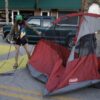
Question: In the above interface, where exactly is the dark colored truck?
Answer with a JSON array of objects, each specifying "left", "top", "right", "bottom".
[{"left": 3, "top": 15, "right": 78, "bottom": 48}]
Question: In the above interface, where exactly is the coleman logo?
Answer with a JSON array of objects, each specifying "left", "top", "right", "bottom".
[{"left": 69, "top": 78, "right": 78, "bottom": 83}]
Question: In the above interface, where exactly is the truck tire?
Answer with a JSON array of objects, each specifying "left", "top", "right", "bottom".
[{"left": 6, "top": 34, "right": 14, "bottom": 44}]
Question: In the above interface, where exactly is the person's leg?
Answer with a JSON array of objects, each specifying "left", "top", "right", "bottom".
[
  {"left": 13, "top": 45, "right": 20, "bottom": 69},
  {"left": 23, "top": 44, "right": 31, "bottom": 60}
]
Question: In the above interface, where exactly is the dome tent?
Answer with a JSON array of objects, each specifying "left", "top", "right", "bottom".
[{"left": 28, "top": 13, "right": 100, "bottom": 96}]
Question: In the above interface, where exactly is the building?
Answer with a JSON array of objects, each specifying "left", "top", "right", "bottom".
[{"left": 0, "top": 0, "right": 83, "bottom": 24}]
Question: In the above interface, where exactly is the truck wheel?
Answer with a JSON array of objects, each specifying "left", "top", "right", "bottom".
[
  {"left": 6, "top": 34, "right": 14, "bottom": 44},
  {"left": 3, "top": 32, "right": 9, "bottom": 39}
]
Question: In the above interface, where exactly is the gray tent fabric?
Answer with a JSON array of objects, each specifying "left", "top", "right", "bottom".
[
  {"left": 44, "top": 80, "right": 100, "bottom": 96},
  {"left": 28, "top": 64, "right": 48, "bottom": 83},
  {"left": 77, "top": 16, "right": 100, "bottom": 42},
  {"left": 68, "top": 15, "right": 100, "bottom": 62}
]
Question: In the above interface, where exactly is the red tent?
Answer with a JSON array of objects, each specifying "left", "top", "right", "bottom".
[{"left": 28, "top": 13, "right": 100, "bottom": 95}]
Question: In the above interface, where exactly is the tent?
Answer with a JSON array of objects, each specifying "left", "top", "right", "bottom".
[{"left": 28, "top": 13, "right": 100, "bottom": 96}]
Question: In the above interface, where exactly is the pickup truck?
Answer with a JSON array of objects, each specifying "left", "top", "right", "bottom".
[{"left": 3, "top": 15, "right": 78, "bottom": 48}]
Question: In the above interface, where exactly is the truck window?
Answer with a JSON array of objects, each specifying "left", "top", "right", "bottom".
[
  {"left": 43, "top": 19, "right": 52, "bottom": 27},
  {"left": 28, "top": 18, "right": 40, "bottom": 26}
]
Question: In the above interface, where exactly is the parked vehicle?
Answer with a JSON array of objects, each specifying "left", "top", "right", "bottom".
[{"left": 3, "top": 14, "right": 79, "bottom": 48}]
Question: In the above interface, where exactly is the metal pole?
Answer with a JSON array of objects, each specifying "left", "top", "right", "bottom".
[
  {"left": 35, "top": 0, "right": 39, "bottom": 9},
  {"left": 5, "top": 0, "right": 9, "bottom": 25}
]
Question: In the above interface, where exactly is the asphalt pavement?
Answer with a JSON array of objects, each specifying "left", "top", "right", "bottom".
[{"left": 0, "top": 33, "right": 100, "bottom": 100}]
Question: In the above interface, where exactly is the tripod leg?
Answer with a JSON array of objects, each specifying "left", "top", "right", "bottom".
[{"left": 7, "top": 43, "right": 12, "bottom": 60}]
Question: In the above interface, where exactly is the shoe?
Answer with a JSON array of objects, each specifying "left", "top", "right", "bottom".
[{"left": 13, "top": 63, "right": 18, "bottom": 69}]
